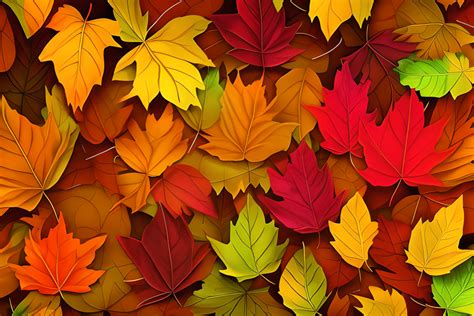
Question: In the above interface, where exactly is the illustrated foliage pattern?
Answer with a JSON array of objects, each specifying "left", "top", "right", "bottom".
[{"left": 0, "top": 0, "right": 472, "bottom": 315}]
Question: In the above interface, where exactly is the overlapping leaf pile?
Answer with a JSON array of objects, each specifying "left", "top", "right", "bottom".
[{"left": 0, "top": 0, "right": 472, "bottom": 315}]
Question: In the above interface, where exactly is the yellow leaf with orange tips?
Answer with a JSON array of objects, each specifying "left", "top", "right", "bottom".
[
  {"left": 115, "top": 104, "right": 187, "bottom": 212},
  {"left": 200, "top": 74, "right": 297, "bottom": 162},
  {"left": 39, "top": 5, "right": 120, "bottom": 111},
  {"left": 405, "top": 196, "right": 474, "bottom": 276},
  {"left": 353, "top": 286, "right": 407, "bottom": 316},
  {"left": 0, "top": 92, "right": 78, "bottom": 214},
  {"left": 395, "top": 0, "right": 473, "bottom": 59},
  {"left": 10, "top": 213, "right": 106, "bottom": 295},
  {"left": 329, "top": 192, "right": 378, "bottom": 269},
  {"left": 3, "top": 0, "right": 53, "bottom": 38}
]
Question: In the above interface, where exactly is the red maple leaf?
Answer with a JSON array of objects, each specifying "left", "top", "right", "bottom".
[
  {"left": 262, "top": 142, "right": 346, "bottom": 234},
  {"left": 343, "top": 30, "right": 416, "bottom": 118},
  {"left": 370, "top": 216, "right": 432, "bottom": 301},
  {"left": 358, "top": 90, "right": 453, "bottom": 187},
  {"left": 117, "top": 209, "right": 215, "bottom": 307},
  {"left": 151, "top": 164, "right": 217, "bottom": 218},
  {"left": 307, "top": 63, "right": 375, "bottom": 157},
  {"left": 210, "top": 0, "right": 303, "bottom": 67}
]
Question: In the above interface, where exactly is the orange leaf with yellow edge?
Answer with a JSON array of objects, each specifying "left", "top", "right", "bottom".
[
  {"left": 405, "top": 196, "right": 474, "bottom": 276},
  {"left": 329, "top": 192, "right": 379, "bottom": 269},
  {"left": 115, "top": 104, "right": 187, "bottom": 212},
  {"left": 0, "top": 96, "right": 78, "bottom": 214},
  {"left": 10, "top": 213, "right": 106, "bottom": 295},
  {"left": 395, "top": 0, "right": 474, "bottom": 59},
  {"left": 39, "top": 5, "right": 120, "bottom": 111},
  {"left": 437, "top": 0, "right": 465, "bottom": 9},
  {"left": 200, "top": 74, "right": 297, "bottom": 162}
]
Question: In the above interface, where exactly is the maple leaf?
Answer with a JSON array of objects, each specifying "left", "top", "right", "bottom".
[
  {"left": 77, "top": 81, "right": 133, "bottom": 144},
  {"left": 211, "top": 0, "right": 303, "bottom": 67},
  {"left": 151, "top": 164, "right": 217, "bottom": 218},
  {"left": 115, "top": 104, "right": 187, "bottom": 212},
  {"left": 307, "top": 63, "right": 374, "bottom": 157},
  {"left": 329, "top": 192, "right": 378, "bottom": 269},
  {"left": 181, "top": 150, "right": 271, "bottom": 198},
  {"left": 186, "top": 262, "right": 289, "bottom": 315},
  {"left": 370, "top": 217, "right": 432, "bottom": 301},
  {"left": 0, "top": 7, "right": 14, "bottom": 72},
  {"left": 10, "top": 213, "right": 106, "bottom": 295},
  {"left": 358, "top": 90, "right": 454, "bottom": 187},
  {"left": 39, "top": 5, "right": 121, "bottom": 111},
  {"left": 342, "top": 30, "right": 416, "bottom": 117},
  {"left": 279, "top": 246, "right": 327, "bottom": 315},
  {"left": 208, "top": 194, "right": 288, "bottom": 282},
  {"left": 200, "top": 74, "right": 297, "bottom": 162},
  {"left": 274, "top": 67, "right": 323, "bottom": 142},
  {"left": 431, "top": 91, "right": 474, "bottom": 187},
  {"left": 405, "top": 196, "right": 474, "bottom": 276},
  {"left": 0, "top": 93, "right": 78, "bottom": 213},
  {"left": 262, "top": 142, "right": 345, "bottom": 234},
  {"left": 117, "top": 208, "right": 215, "bottom": 307},
  {"left": 3, "top": 0, "right": 53, "bottom": 38},
  {"left": 432, "top": 258, "right": 474, "bottom": 315},
  {"left": 395, "top": 0, "right": 474, "bottom": 59},
  {"left": 353, "top": 287, "right": 407, "bottom": 316},
  {"left": 109, "top": 0, "right": 214, "bottom": 110},
  {"left": 309, "top": 0, "right": 375, "bottom": 40}
]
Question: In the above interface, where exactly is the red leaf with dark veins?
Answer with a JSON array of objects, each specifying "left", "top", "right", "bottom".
[{"left": 211, "top": 0, "right": 303, "bottom": 67}]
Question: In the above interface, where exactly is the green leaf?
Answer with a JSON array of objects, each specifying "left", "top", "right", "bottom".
[
  {"left": 279, "top": 246, "right": 327, "bottom": 316},
  {"left": 396, "top": 52, "right": 474, "bottom": 99},
  {"left": 208, "top": 194, "right": 288, "bottom": 282},
  {"left": 186, "top": 262, "right": 290, "bottom": 315},
  {"left": 432, "top": 258, "right": 474, "bottom": 316},
  {"left": 13, "top": 291, "right": 61, "bottom": 315},
  {"left": 179, "top": 68, "right": 223, "bottom": 131}
]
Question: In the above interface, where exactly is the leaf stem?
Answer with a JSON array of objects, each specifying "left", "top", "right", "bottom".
[
  {"left": 312, "top": 38, "right": 343, "bottom": 60},
  {"left": 43, "top": 192, "right": 59, "bottom": 222},
  {"left": 260, "top": 273, "right": 276, "bottom": 285},
  {"left": 290, "top": 0, "right": 307, "bottom": 12},
  {"left": 148, "top": 0, "right": 183, "bottom": 33}
]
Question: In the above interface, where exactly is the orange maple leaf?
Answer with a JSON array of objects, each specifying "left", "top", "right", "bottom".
[{"left": 10, "top": 214, "right": 106, "bottom": 295}]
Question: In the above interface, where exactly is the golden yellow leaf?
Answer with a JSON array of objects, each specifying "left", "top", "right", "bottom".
[
  {"left": 3, "top": 0, "right": 53, "bottom": 38},
  {"left": 405, "top": 196, "right": 474, "bottom": 276},
  {"left": 115, "top": 104, "right": 187, "bottom": 211},
  {"left": 200, "top": 74, "right": 297, "bottom": 162},
  {"left": 0, "top": 95, "right": 78, "bottom": 213},
  {"left": 180, "top": 150, "right": 270, "bottom": 198},
  {"left": 395, "top": 0, "right": 474, "bottom": 59},
  {"left": 309, "top": 0, "right": 374, "bottom": 40},
  {"left": 274, "top": 68, "right": 322, "bottom": 142},
  {"left": 329, "top": 192, "right": 378, "bottom": 269},
  {"left": 113, "top": 14, "right": 214, "bottom": 110},
  {"left": 39, "top": 5, "right": 120, "bottom": 111},
  {"left": 353, "top": 286, "right": 407, "bottom": 316}
]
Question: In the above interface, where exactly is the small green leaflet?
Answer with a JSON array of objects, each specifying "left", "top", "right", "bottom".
[
  {"left": 179, "top": 68, "right": 224, "bottom": 131},
  {"left": 279, "top": 246, "right": 327, "bottom": 316},
  {"left": 186, "top": 263, "right": 290, "bottom": 315},
  {"left": 208, "top": 194, "right": 288, "bottom": 282},
  {"left": 13, "top": 292, "right": 61, "bottom": 315},
  {"left": 432, "top": 258, "right": 474, "bottom": 316},
  {"left": 396, "top": 52, "right": 474, "bottom": 99}
]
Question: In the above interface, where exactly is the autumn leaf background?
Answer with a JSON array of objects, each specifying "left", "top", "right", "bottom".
[{"left": 0, "top": 0, "right": 472, "bottom": 315}]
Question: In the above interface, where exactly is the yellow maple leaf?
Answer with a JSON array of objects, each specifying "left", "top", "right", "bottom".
[
  {"left": 329, "top": 192, "right": 378, "bottom": 269},
  {"left": 405, "top": 196, "right": 474, "bottom": 276},
  {"left": 395, "top": 0, "right": 474, "bottom": 59},
  {"left": 309, "top": 0, "right": 374, "bottom": 40},
  {"left": 200, "top": 74, "right": 297, "bottom": 162},
  {"left": 39, "top": 5, "right": 120, "bottom": 111},
  {"left": 110, "top": 0, "right": 214, "bottom": 110},
  {"left": 353, "top": 287, "right": 407, "bottom": 316}
]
